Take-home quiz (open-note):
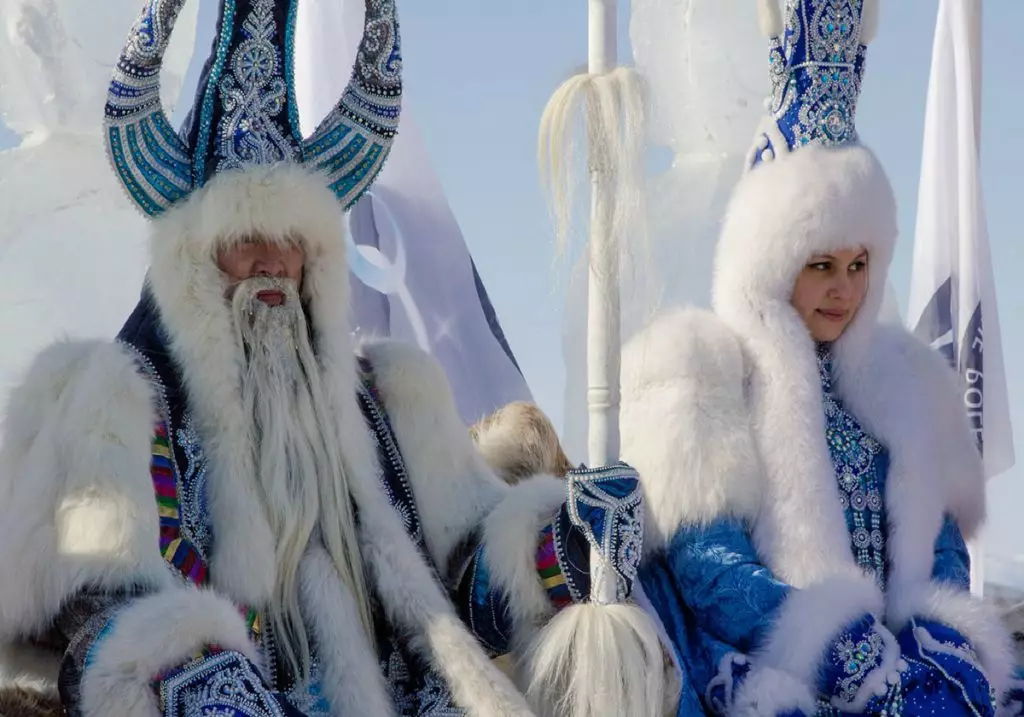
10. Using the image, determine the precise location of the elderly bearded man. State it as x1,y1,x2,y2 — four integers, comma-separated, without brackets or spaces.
0,0,670,716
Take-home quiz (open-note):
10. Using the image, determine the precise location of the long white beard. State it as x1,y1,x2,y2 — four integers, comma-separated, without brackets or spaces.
231,277,374,681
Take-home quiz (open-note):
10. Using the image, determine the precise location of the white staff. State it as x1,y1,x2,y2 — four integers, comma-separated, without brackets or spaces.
539,0,646,603
534,2,669,717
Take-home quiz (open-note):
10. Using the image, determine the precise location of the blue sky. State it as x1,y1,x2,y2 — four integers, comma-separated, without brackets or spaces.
3,2,1024,564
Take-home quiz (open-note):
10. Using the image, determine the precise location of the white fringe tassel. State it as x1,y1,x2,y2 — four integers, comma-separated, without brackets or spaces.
519,602,675,717
537,66,648,267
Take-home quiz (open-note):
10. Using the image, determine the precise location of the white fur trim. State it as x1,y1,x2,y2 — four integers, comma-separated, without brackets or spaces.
753,574,883,687
359,340,508,574
518,603,668,717
887,582,1015,700
80,587,258,717
620,308,762,552
299,547,396,717
696,142,981,589
153,162,345,262
840,325,986,546
0,340,173,640
730,666,816,717
423,614,535,716
329,375,535,717
713,143,897,346
736,316,859,585
479,476,566,636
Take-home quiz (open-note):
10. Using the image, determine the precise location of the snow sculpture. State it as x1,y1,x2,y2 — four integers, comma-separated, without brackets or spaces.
0,0,197,404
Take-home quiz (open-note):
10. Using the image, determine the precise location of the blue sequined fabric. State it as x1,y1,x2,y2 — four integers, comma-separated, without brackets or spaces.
157,650,299,717
752,0,868,166
564,462,645,603
896,619,996,717
379,633,465,716
818,615,903,714
818,345,889,589
452,540,512,657
933,517,972,590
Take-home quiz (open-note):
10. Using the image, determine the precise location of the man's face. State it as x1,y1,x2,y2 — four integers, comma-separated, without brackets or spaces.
217,239,305,306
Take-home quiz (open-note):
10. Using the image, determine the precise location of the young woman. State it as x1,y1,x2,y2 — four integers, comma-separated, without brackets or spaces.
622,1,1017,715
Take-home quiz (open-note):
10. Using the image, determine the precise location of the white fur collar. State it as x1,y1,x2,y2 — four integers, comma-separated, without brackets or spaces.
707,141,984,587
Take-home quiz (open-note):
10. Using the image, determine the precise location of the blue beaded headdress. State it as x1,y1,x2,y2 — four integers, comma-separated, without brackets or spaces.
105,0,401,218
750,0,874,167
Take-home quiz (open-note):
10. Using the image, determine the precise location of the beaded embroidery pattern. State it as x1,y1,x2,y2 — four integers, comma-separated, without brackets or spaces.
564,463,644,603
304,0,402,208
176,413,213,559
105,0,193,215
104,0,402,216
158,650,286,717
818,346,889,589
382,644,464,716
753,0,868,166
832,625,885,705
216,0,299,172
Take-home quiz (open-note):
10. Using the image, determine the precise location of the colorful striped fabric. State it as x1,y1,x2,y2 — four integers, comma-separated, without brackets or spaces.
152,419,208,585
536,522,572,610
150,419,261,640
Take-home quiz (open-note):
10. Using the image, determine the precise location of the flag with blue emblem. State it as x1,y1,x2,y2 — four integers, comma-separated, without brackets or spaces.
907,0,1014,481
293,0,532,425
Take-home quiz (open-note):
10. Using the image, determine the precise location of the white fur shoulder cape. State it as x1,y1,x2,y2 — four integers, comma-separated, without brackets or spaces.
620,307,1013,700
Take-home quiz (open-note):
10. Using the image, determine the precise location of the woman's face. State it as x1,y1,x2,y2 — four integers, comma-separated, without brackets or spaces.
790,247,869,342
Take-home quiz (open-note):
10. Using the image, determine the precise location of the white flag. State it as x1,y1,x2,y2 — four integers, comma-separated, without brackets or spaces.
907,0,1014,480
294,0,532,425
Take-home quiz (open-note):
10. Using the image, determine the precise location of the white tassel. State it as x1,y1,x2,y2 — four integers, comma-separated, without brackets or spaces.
518,603,675,717
756,0,784,37
860,0,880,44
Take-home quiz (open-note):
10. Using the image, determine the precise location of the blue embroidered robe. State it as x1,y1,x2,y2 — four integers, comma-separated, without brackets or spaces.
638,345,972,716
